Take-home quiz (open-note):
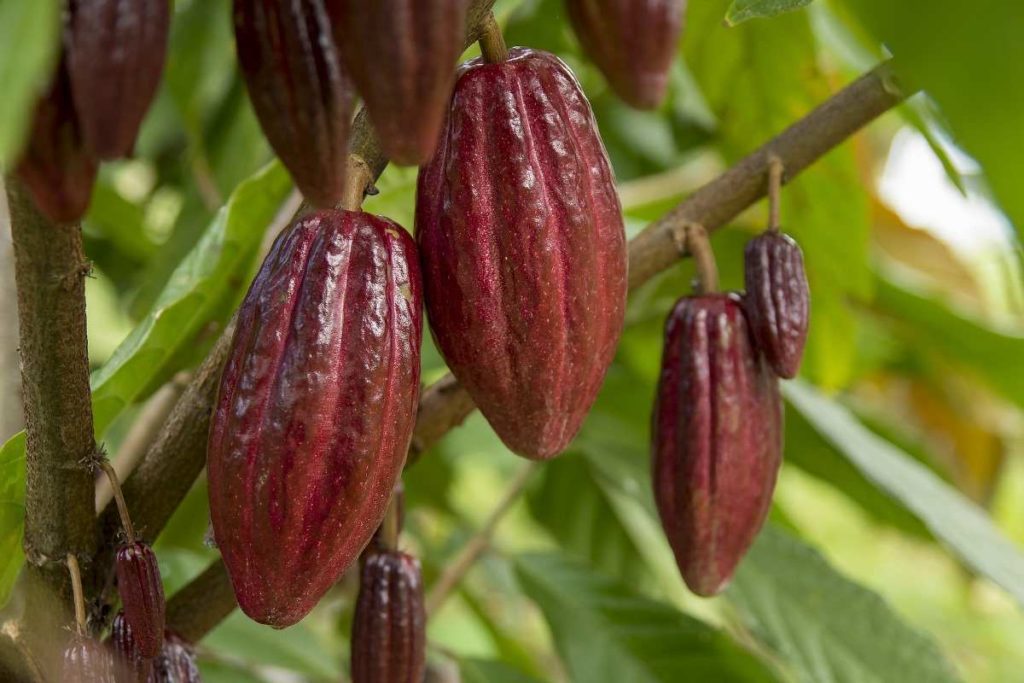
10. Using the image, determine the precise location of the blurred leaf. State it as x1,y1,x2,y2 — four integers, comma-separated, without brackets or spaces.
0,432,25,609
726,0,814,25
729,525,961,683
203,611,340,679
84,180,157,266
460,658,545,683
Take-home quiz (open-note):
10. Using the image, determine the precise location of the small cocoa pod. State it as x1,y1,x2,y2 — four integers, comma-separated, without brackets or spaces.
208,210,423,627
233,0,353,208
62,636,115,683
109,611,153,683
115,540,165,658
743,231,810,378
149,631,202,682
351,550,426,683
66,0,170,159
15,57,97,223
565,0,685,109
417,48,627,460
329,0,468,165
652,293,783,596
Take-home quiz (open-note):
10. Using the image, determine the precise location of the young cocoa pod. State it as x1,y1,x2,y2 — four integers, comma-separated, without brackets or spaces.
652,293,783,596
233,0,353,207
351,550,426,683
743,231,810,379
115,540,165,659
66,0,170,159
565,0,685,109
109,611,153,683
417,48,627,460
329,0,468,165
62,636,115,683
208,210,423,628
149,631,202,682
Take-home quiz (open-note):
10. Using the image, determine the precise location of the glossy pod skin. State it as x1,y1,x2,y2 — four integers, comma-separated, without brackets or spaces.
565,0,685,109
652,293,782,596
110,611,154,683
149,631,202,682
66,0,170,159
743,231,810,379
115,540,166,658
351,551,426,683
208,210,423,628
62,636,115,683
330,0,468,165
233,0,353,207
417,48,628,460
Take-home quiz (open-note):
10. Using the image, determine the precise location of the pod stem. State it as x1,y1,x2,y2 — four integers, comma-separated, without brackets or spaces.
478,13,509,64
341,155,374,212
380,490,402,551
66,553,87,636
684,224,719,294
98,459,135,543
767,155,784,233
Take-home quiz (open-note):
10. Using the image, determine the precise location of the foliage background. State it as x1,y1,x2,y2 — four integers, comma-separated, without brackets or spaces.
1,0,1023,680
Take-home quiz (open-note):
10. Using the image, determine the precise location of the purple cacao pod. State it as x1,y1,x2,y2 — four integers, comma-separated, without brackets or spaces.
351,551,426,683
330,0,468,165
109,611,153,683
66,0,170,159
208,209,423,628
565,0,685,109
743,231,810,379
148,631,201,682
233,0,353,207
416,48,627,460
62,636,115,683
115,541,165,659
652,293,783,596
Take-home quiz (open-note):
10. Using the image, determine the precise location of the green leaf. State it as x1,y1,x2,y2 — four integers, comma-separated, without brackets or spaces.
0,432,25,609
460,658,545,683
514,552,778,683
726,0,814,25
729,525,961,683
784,381,1024,606
203,611,340,678
0,0,60,166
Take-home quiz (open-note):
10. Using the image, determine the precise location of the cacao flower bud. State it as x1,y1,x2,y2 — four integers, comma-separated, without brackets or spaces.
233,0,353,208
62,636,115,683
329,0,468,165
66,0,170,159
115,540,165,659
109,611,153,683
743,231,810,379
652,292,783,596
149,631,202,682
417,48,627,460
565,0,685,109
351,550,426,683
208,209,423,627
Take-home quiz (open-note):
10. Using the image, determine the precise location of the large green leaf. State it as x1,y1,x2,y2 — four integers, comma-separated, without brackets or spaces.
460,658,545,683
203,611,340,679
0,432,25,608
726,0,814,25
515,552,778,683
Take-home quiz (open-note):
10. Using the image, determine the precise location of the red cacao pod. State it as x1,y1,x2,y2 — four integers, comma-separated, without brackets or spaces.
109,611,153,683
148,631,201,683
329,0,468,165
62,636,115,683
416,48,627,460
15,57,97,223
208,209,423,627
233,0,353,207
351,550,426,683
743,231,810,379
652,293,782,596
565,0,685,109
115,540,165,659
66,0,170,159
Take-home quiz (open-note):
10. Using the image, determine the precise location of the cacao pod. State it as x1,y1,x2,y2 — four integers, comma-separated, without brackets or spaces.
149,631,201,683
62,636,115,683
351,550,426,683
652,292,782,596
208,209,423,627
416,48,627,460
66,0,170,159
565,0,685,109
743,231,810,379
329,0,468,165
15,57,97,224
110,611,153,683
233,0,353,207
115,540,165,658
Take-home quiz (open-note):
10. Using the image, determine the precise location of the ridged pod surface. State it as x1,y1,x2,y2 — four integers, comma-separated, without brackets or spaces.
62,637,115,683
233,0,353,207
66,0,170,159
110,611,153,683
149,631,202,682
330,0,468,165
652,293,782,596
351,551,426,683
208,210,423,627
565,0,685,109
743,232,810,379
115,541,166,658
417,48,627,460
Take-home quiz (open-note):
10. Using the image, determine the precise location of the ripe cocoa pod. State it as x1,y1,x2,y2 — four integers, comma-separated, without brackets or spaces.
417,48,627,460
149,631,201,682
66,0,170,159
565,0,685,109
233,0,353,207
115,540,165,658
329,0,468,165
351,550,426,683
62,636,115,683
15,57,97,223
743,231,810,379
652,293,783,596
208,209,423,627
109,611,153,683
